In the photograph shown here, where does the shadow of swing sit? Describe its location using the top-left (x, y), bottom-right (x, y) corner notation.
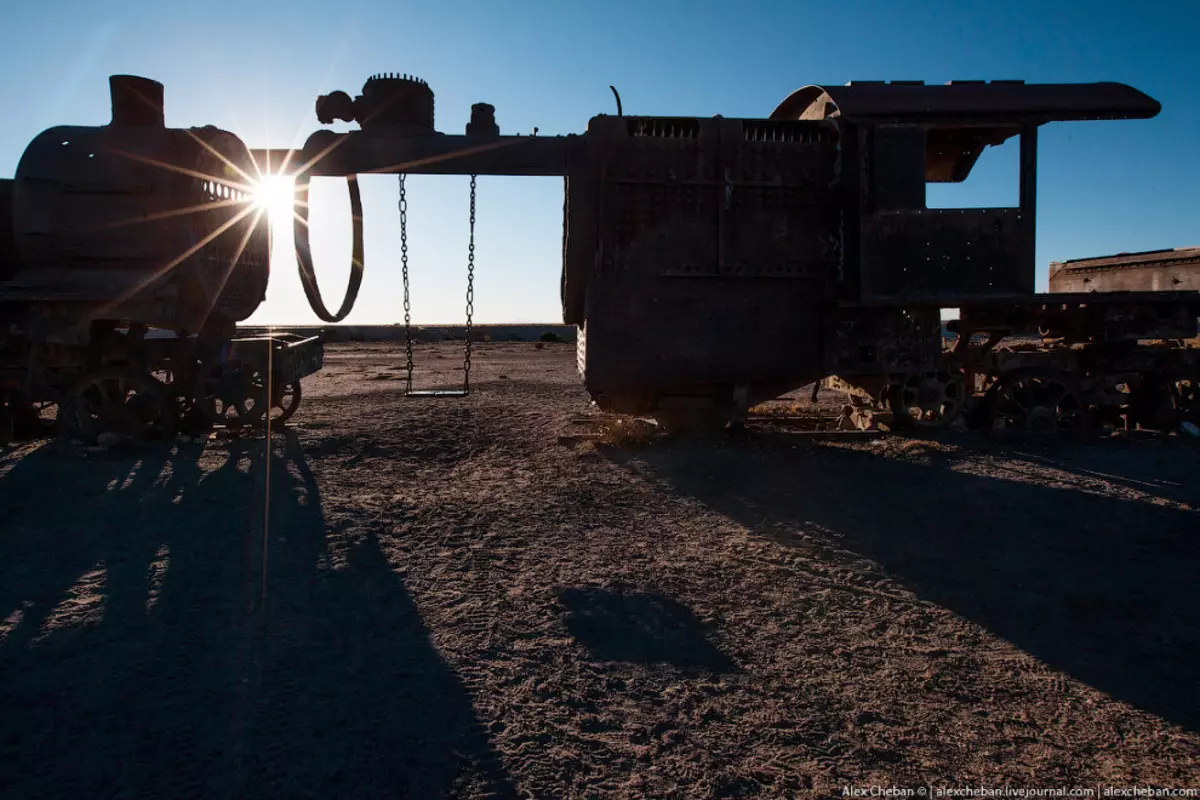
top-left (556, 586), bottom-right (735, 673)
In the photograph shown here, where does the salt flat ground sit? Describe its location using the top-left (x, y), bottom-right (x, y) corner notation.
top-left (1, 341), bottom-right (1198, 798)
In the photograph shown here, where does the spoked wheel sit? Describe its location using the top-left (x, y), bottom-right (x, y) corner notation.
top-left (985, 372), bottom-right (1089, 435)
top-left (194, 362), bottom-right (268, 428)
top-left (264, 380), bottom-right (302, 427)
top-left (888, 369), bottom-right (965, 430)
top-left (58, 368), bottom-right (175, 444)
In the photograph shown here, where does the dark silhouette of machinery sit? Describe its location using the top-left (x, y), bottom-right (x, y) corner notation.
top-left (2, 72), bottom-right (1197, 443)
top-left (0, 76), bottom-right (322, 444)
top-left (272, 73), bottom-right (1198, 433)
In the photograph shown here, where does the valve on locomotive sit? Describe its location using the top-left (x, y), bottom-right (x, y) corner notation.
top-left (313, 73), bottom-right (502, 137)
top-left (7, 74), bottom-right (270, 336)
top-left (316, 73), bottom-right (437, 134)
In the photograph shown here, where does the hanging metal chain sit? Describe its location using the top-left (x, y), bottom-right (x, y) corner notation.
top-left (399, 174), bottom-right (414, 395)
top-left (462, 174), bottom-right (477, 393)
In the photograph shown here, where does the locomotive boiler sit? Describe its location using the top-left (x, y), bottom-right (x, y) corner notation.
top-left (0, 75), bottom-right (322, 444)
top-left (8, 75), bottom-right (268, 335)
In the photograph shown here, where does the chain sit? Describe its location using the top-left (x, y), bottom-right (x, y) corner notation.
top-left (399, 174), bottom-right (413, 395)
top-left (398, 173), bottom-right (476, 397)
top-left (462, 174), bottom-right (476, 393)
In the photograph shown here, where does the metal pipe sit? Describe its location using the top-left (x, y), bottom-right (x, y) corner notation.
top-left (251, 130), bottom-right (583, 178)
top-left (109, 75), bottom-right (165, 128)
top-left (1019, 123), bottom-right (1038, 291)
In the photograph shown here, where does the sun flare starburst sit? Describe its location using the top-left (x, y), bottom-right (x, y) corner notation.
top-left (251, 174), bottom-right (297, 218)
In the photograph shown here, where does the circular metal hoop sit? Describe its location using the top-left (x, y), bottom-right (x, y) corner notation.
top-left (294, 175), bottom-right (365, 323)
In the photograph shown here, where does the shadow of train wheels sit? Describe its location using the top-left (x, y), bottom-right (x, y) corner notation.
top-left (888, 369), bottom-right (965, 430)
top-left (194, 362), bottom-right (268, 428)
top-left (263, 380), bottom-right (302, 427)
top-left (57, 368), bottom-right (175, 445)
top-left (983, 372), bottom-right (1090, 435)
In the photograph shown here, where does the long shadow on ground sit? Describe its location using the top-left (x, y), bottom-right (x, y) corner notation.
top-left (629, 432), bottom-right (1200, 733)
top-left (0, 434), bottom-right (513, 799)
top-left (557, 586), bottom-right (735, 673)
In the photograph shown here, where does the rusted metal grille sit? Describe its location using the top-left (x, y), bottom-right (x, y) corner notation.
top-left (626, 118), bottom-right (700, 139)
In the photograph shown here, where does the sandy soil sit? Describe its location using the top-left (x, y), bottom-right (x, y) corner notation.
top-left (2, 341), bottom-right (1199, 798)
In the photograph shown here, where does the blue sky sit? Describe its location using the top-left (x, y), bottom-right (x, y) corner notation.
top-left (2, 0), bottom-right (1197, 325)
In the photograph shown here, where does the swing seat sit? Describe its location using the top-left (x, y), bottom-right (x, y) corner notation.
top-left (405, 388), bottom-right (469, 398)
top-left (397, 173), bottom-right (478, 399)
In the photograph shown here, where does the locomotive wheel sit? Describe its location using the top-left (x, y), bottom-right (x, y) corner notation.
top-left (888, 370), bottom-right (964, 430)
top-left (194, 362), bottom-right (268, 428)
top-left (150, 367), bottom-right (199, 426)
top-left (264, 380), bottom-right (302, 426)
top-left (58, 368), bottom-right (175, 444)
top-left (984, 373), bottom-right (1089, 435)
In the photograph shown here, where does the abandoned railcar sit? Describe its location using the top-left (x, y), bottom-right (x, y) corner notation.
top-left (3, 73), bottom-right (1197, 442)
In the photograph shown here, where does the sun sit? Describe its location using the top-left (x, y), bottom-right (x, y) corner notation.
top-left (251, 174), bottom-right (296, 218)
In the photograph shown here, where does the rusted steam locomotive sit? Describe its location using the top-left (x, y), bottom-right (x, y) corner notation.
top-left (0, 75), bottom-right (323, 444)
top-left (3, 72), bottom-right (1197, 443)
top-left (264, 74), bottom-right (1198, 433)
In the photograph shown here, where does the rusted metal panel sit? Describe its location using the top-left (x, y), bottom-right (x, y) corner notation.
top-left (868, 126), bottom-right (926, 209)
top-left (580, 276), bottom-right (827, 405)
top-left (1049, 247), bottom-right (1200, 293)
top-left (575, 115), bottom-right (840, 409)
top-left (828, 308), bottom-right (944, 376)
top-left (859, 209), bottom-right (1026, 300)
top-left (593, 116), bottom-right (720, 277)
top-left (588, 116), bottom-right (841, 280)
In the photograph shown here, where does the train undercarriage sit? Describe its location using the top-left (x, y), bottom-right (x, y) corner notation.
top-left (0, 316), bottom-right (323, 446)
top-left (825, 293), bottom-right (1199, 436)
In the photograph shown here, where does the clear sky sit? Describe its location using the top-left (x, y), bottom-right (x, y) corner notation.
top-left (2, 0), bottom-right (1197, 325)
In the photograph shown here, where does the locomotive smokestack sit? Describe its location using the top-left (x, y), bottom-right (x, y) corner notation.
top-left (109, 75), bottom-right (164, 127)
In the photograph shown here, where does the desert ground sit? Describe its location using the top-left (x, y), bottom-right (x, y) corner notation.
top-left (1, 340), bottom-right (1199, 798)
